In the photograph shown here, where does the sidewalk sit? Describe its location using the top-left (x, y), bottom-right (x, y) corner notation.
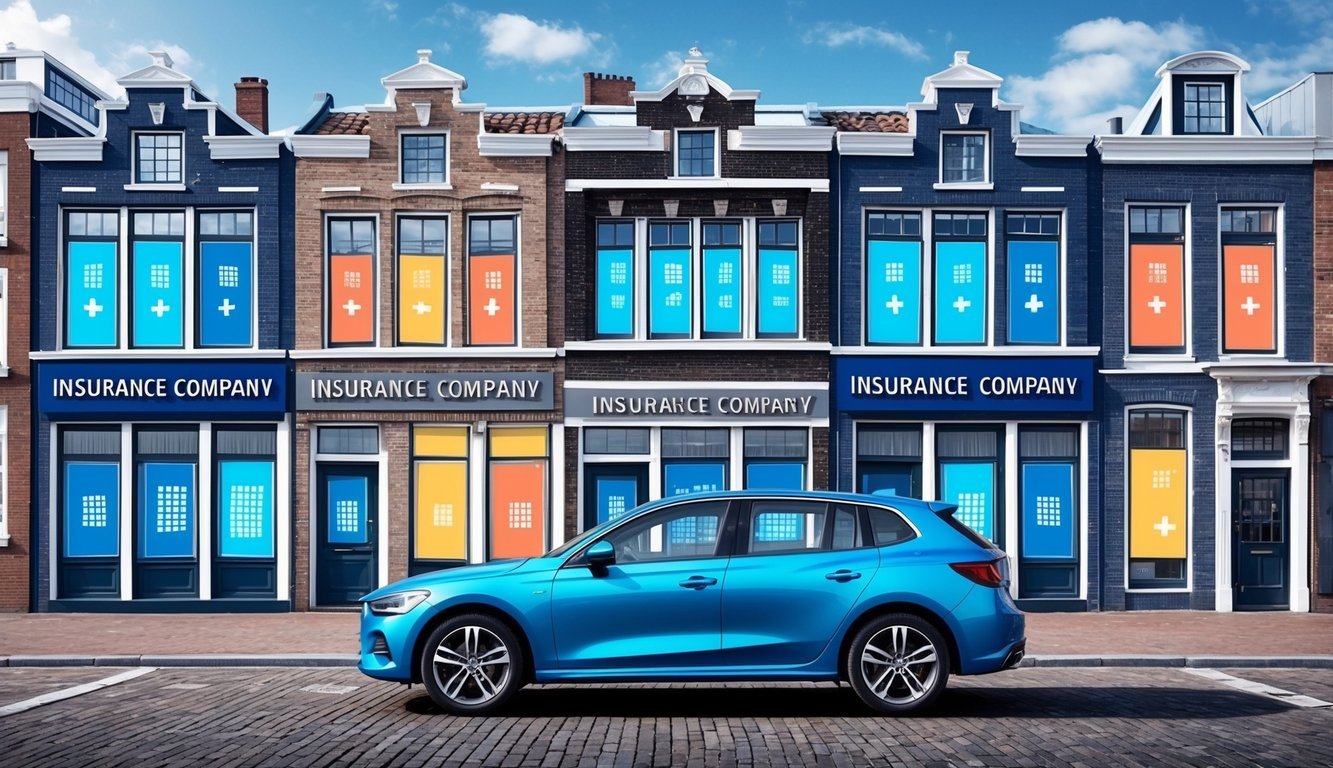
top-left (0, 610), bottom-right (1330, 667)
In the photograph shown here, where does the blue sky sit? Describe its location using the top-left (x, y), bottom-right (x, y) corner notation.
top-left (5, 0), bottom-right (1331, 133)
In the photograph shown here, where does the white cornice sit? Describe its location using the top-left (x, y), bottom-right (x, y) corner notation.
top-left (1014, 134), bottom-right (1091, 157)
top-left (31, 349), bottom-right (287, 360)
top-left (832, 345), bottom-right (1100, 357)
top-left (1095, 135), bottom-right (1318, 163)
top-left (565, 178), bottom-right (829, 192)
top-left (26, 136), bottom-right (106, 161)
top-left (204, 135), bottom-right (284, 160)
top-left (562, 126), bottom-right (665, 152)
top-left (477, 133), bottom-right (556, 157)
top-left (290, 135), bottom-right (371, 158)
top-left (835, 132), bottom-right (915, 157)
top-left (727, 126), bottom-right (834, 152)
top-left (289, 347), bottom-right (558, 360)
top-left (564, 340), bottom-right (831, 353)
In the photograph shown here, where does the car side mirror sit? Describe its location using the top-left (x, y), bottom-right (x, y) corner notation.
top-left (586, 540), bottom-right (616, 567)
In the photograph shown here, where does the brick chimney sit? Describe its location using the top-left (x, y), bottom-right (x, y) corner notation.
top-left (235, 76), bottom-right (270, 134)
top-left (583, 73), bottom-right (636, 106)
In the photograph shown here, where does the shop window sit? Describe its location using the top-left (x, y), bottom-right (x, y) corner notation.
top-left (649, 221), bottom-right (693, 339)
top-left (59, 428), bottom-right (122, 599)
top-left (488, 427), bottom-right (548, 559)
top-left (933, 212), bottom-right (988, 345)
top-left (1220, 207), bottom-right (1277, 354)
top-left (467, 215), bottom-right (517, 346)
top-left (856, 425), bottom-right (922, 498)
top-left (317, 426), bottom-right (379, 455)
top-left (1128, 409), bottom-right (1188, 589)
top-left (866, 212), bottom-right (924, 345)
top-left (743, 428), bottom-right (807, 490)
top-left (64, 211), bottom-right (121, 348)
top-left (661, 428), bottom-right (729, 497)
top-left (134, 428), bottom-right (198, 560)
top-left (1018, 427), bottom-right (1079, 598)
top-left (214, 428), bottom-right (276, 560)
top-left (197, 211), bottom-right (255, 347)
top-left (594, 221), bottom-right (635, 338)
top-left (1128, 206), bottom-right (1186, 354)
top-left (937, 427), bottom-right (1002, 543)
top-left (702, 221), bottom-right (743, 337)
top-left (413, 426), bottom-right (469, 566)
top-left (583, 428), bottom-right (650, 455)
top-left (1005, 213), bottom-right (1061, 345)
top-left (397, 216), bottom-right (449, 345)
top-left (327, 217), bottom-right (377, 347)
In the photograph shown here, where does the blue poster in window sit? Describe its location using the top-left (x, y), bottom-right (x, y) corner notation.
top-left (64, 462), bottom-right (120, 558)
top-left (1007, 241), bottom-right (1059, 344)
top-left (859, 465), bottom-right (917, 498)
top-left (199, 241), bottom-right (254, 347)
top-left (664, 462), bottom-right (725, 497)
top-left (649, 248), bottom-right (691, 336)
top-left (940, 462), bottom-right (996, 541)
top-left (218, 460), bottom-right (275, 558)
top-left (703, 248), bottom-right (742, 334)
top-left (1022, 463), bottom-right (1075, 559)
top-left (596, 248), bottom-right (634, 336)
top-left (866, 240), bottom-right (921, 344)
top-left (66, 242), bottom-right (118, 347)
top-left (595, 476), bottom-right (639, 525)
top-left (138, 462), bottom-right (196, 559)
top-left (327, 475), bottom-right (369, 545)
top-left (758, 249), bottom-right (799, 336)
top-left (934, 241), bottom-right (986, 344)
top-left (746, 462), bottom-right (804, 490)
top-left (132, 241), bottom-right (184, 347)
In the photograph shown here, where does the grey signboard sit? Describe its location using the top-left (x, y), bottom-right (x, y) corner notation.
top-left (297, 372), bottom-right (554, 411)
top-left (565, 386), bottom-right (828, 420)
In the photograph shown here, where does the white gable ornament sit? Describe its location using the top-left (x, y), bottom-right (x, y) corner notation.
top-left (663, 199), bottom-right (680, 217)
top-left (955, 103), bottom-right (973, 125)
top-left (686, 103), bottom-right (704, 122)
top-left (412, 102), bottom-right (431, 127)
top-left (148, 103), bottom-right (166, 125)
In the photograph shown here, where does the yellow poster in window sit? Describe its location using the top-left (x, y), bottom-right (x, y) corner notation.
top-left (415, 461), bottom-right (467, 560)
top-left (399, 254), bottom-right (446, 344)
top-left (1129, 449), bottom-right (1187, 559)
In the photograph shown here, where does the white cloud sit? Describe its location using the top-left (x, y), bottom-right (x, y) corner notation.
top-left (370, 0), bottom-right (398, 21)
top-left (803, 22), bottom-right (925, 60)
top-left (642, 50), bottom-right (685, 88)
top-left (109, 42), bottom-right (195, 78)
top-left (1246, 36), bottom-right (1333, 96)
top-left (480, 12), bottom-right (603, 65)
top-left (1057, 17), bottom-right (1200, 63)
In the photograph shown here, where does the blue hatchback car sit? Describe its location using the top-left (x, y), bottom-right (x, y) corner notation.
top-left (358, 490), bottom-right (1026, 715)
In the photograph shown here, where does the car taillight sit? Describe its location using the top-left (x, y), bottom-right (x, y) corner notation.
top-left (951, 558), bottom-right (1005, 588)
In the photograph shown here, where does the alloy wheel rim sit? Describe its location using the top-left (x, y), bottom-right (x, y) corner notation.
top-left (430, 625), bottom-right (512, 705)
top-left (860, 624), bottom-right (940, 705)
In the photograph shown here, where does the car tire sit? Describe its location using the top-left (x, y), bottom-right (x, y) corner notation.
top-left (846, 612), bottom-right (950, 715)
top-left (419, 613), bottom-right (525, 716)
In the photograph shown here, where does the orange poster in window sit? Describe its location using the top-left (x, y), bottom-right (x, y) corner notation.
top-left (469, 254), bottom-right (515, 345)
top-left (489, 461), bottom-right (545, 558)
top-left (1129, 244), bottom-right (1185, 349)
top-left (1223, 244), bottom-right (1276, 353)
top-left (329, 254), bottom-right (375, 344)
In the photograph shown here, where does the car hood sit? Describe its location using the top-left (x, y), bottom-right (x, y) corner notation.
top-left (360, 558), bottom-right (531, 602)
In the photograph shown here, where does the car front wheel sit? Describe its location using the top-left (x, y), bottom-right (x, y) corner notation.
top-left (419, 613), bottom-right (524, 715)
top-left (846, 613), bottom-right (950, 715)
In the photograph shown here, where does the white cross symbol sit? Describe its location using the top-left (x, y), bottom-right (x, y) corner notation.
top-left (483, 298), bottom-right (501, 316)
top-left (886, 295), bottom-right (904, 315)
top-left (953, 296), bottom-right (971, 313)
top-left (83, 298), bottom-right (103, 317)
top-left (1148, 296), bottom-right (1167, 314)
top-left (150, 299), bottom-right (171, 318)
top-left (1241, 296), bottom-right (1261, 316)
top-left (342, 299), bottom-right (361, 316)
top-left (1154, 515), bottom-right (1177, 537)
top-left (1024, 294), bottom-right (1044, 313)
top-left (218, 298), bottom-right (236, 317)
top-left (413, 301), bottom-right (431, 315)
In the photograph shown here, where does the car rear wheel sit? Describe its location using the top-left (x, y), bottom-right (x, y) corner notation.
top-left (846, 613), bottom-right (950, 715)
top-left (419, 613), bottom-right (524, 715)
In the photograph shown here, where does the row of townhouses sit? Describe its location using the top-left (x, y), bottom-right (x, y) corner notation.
top-left (1, 44), bottom-right (1331, 614)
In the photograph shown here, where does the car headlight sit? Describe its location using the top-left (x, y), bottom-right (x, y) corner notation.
top-left (367, 590), bottom-right (431, 616)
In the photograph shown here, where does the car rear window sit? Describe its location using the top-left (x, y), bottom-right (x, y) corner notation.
top-left (865, 505), bottom-right (917, 546)
top-left (933, 505), bottom-right (996, 551)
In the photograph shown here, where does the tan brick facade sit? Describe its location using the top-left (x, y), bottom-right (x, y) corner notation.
top-left (1312, 160), bottom-right (1333, 614)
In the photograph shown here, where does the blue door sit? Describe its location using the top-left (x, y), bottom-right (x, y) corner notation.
top-left (550, 498), bottom-right (732, 670)
top-left (317, 464), bottom-right (378, 606)
top-left (1234, 471), bottom-right (1289, 610)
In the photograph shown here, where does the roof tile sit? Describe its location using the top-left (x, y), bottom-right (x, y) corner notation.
top-left (822, 111), bottom-right (910, 133)
top-left (484, 111), bottom-right (564, 135)
top-left (314, 112), bottom-right (370, 135)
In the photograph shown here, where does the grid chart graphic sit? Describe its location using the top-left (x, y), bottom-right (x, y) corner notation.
top-left (668, 516), bottom-right (717, 544)
top-left (1035, 496), bottom-right (1061, 526)
top-left (155, 485), bottom-right (189, 533)
top-left (771, 264), bottom-right (792, 285)
top-left (664, 263), bottom-right (684, 284)
top-left (84, 263), bottom-right (103, 289)
top-left (218, 264), bottom-right (240, 287)
top-left (884, 262), bottom-right (905, 282)
top-left (717, 262), bottom-right (734, 284)
top-left (607, 495), bottom-right (627, 520)
top-left (507, 501), bottom-right (533, 529)
top-left (412, 269), bottom-right (432, 288)
top-left (433, 503), bottom-right (454, 528)
top-left (1240, 264), bottom-right (1261, 284)
top-left (772, 295), bottom-right (790, 307)
top-left (150, 264), bottom-right (172, 289)
top-left (610, 263), bottom-right (628, 284)
top-left (343, 271), bottom-right (361, 288)
top-left (1147, 262), bottom-right (1169, 283)
top-left (756, 513), bottom-right (802, 541)
top-left (484, 271), bottom-right (503, 290)
top-left (335, 499), bottom-right (361, 534)
top-left (82, 495), bottom-right (108, 527)
top-left (953, 263), bottom-right (973, 284)
top-left (718, 294), bottom-right (734, 308)
top-left (1152, 469), bottom-right (1173, 489)
top-left (228, 485), bottom-right (266, 539)
top-left (665, 291), bottom-right (684, 307)
top-left (610, 294), bottom-right (626, 309)
top-left (1024, 263), bottom-right (1044, 283)
top-left (956, 491), bottom-right (988, 532)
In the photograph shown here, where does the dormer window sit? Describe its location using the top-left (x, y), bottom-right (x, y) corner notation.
top-left (1182, 83), bottom-right (1225, 134)
top-left (400, 132), bottom-right (448, 185)
top-left (0, 60), bottom-right (15, 80)
top-left (675, 129), bottom-right (717, 177)
top-left (135, 132), bottom-right (183, 184)
top-left (940, 132), bottom-right (988, 185)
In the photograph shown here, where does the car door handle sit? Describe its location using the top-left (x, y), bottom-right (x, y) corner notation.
top-left (825, 569), bottom-right (862, 582)
top-left (678, 576), bottom-right (718, 590)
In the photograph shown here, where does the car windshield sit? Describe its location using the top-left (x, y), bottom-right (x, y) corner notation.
top-left (543, 514), bottom-right (623, 558)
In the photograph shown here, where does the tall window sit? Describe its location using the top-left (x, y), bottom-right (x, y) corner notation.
top-left (488, 428), bottom-right (548, 559)
top-left (1220, 208), bottom-right (1277, 354)
top-left (1183, 83), bottom-right (1225, 134)
top-left (134, 428), bottom-right (199, 592)
top-left (662, 428), bottom-right (729, 497)
top-left (64, 211), bottom-right (120, 348)
top-left (135, 133), bottom-right (183, 184)
top-left (1128, 409), bottom-right (1188, 589)
top-left (933, 212), bottom-right (988, 344)
top-left (131, 211), bottom-right (186, 348)
top-left (702, 221), bottom-right (742, 337)
top-left (59, 427), bottom-right (122, 599)
top-left (743, 429), bottom-right (808, 490)
top-left (757, 221), bottom-right (799, 337)
top-left (326, 217), bottom-right (377, 346)
top-left (397, 217), bottom-right (449, 345)
top-left (1006, 213), bottom-right (1061, 345)
top-left (1018, 427), bottom-right (1079, 598)
top-left (213, 427), bottom-right (278, 598)
top-left (467, 215), bottom-right (517, 345)
top-left (197, 211), bottom-right (254, 347)
top-left (676, 130), bottom-right (716, 177)
top-left (937, 427), bottom-right (1002, 544)
top-left (595, 220), bottom-right (635, 338)
top-left (1128, 206), bottom-right (1186, 354)
top-left (413, 426), bottom-right (469, 568)
top-left (649, 220), bottom-right (692, 338)
top-left (866, 212), bottom-right (924, 345)
top-left (940, 133), bottom-right (987, 184)
top-left (400, 134), bottom-right (447, 185)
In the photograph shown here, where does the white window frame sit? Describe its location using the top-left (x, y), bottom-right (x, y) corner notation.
top-left (1182, 81), bottom-right (1227, 135)
top-left (936, 131), bottom-right (991, 189)
top-left (0, 269), bottom-right (7, 373)
top-left (1123, 202), bottom-right (1193, 363)
top-left (672, 128), bottom-right (721, 180)
top-left (1123, 405), bottom-right (1193, 594)
top-left (0, 149), bottom-right (8, 247)
top-left (0, 407), bottom-right (7, 546)
top-left (323, 213), bottom-right (381, 349)
top-left (464, 211), bottom-right (522, 348)
top-left (394, 212), bottom-right (453, 347)
top-left (395, 129), bottom-right (451, 190)
top-left (1216, 204), bottom-right (1284, 359)
top-left (128, 131), bottom-right (186, 190)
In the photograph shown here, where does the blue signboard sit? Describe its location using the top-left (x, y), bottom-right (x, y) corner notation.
top-left (933, 241), bottom-right (986, 344)
top-left (595, 475), bottom-right (640, 525)
top-left (199, 241), bottom-right (254, 347)
top-left (596, 248), bottom-right (634, 336)
top-left (132, 241), bottom-right (184, 347)
top-left (327, 475), bottom-right (369, 545)
top-left (66, 242), bottom-right (119, 348)
top-left (64, 462), bottom-right (120, 558)
top-left (746, 463), bottom-right (804, 491)
top-left (1022, 463), bottom-right (1076, 559)
top-left (835, 356), bottom-right (1095, 413)
top-left (38, 360), bottom-right (287, 418)
top-left (1007, 241), bottom-right (1059, 344)
top-left (940, 462), bottom-right (996, 541)
top-left (758, 249), bottom-right (798, 336)
top-left (650, 248), bottom-right (692, 336)
top-left (218, 460), bottom-right (275, 558)
top-left (866, 240), bottom-right (921, 344)
top-left (138, 462), bottom-right (196, 559)
top-left (703, 248), bottom-right (742, 335)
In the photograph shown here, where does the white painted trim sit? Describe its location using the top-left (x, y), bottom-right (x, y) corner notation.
top-left (289, 135), bottom-right (371, 159)
top-left (288, 347), bottom-right (557, 359)
top-left (562, 126), bottom-right (666, 152)
top-left (726, 126), bottom-right (835, 152)
top-left (391, 183), bottom-right (453, 191)
top-left (933, 182), bottom-right (994, 191)
top-left (321, 186), bottom-right (362, 194)
top-left (551, 424), bottom-right (566, 547)
top-left (203, 135), bottom-right (283, 160)
top-left (477, 133), bottom-right (556, 157)
top-left (567, 178), bottom-right (829, 192)
top-left (217, 186), bottom-right (259, 193)
top-left (480, 182), bottom-right (520, 193)
top-left (27, 136), bottom-right (106, 162)
top-left (832, 345), bottom-right (1100, 356)
top-left (1003, 423), bottom-right (1019, 598)
top-left (859, 186), bottom-right (903, 193)
top-left (31, 349), bottom-right (286, 360)
top-left (378, 437), bottom-right (389, 589)
top-left (836, 132), bottom-right (915, 157)
top-left (1079, 422), bottom-right (1090, 601)
top-left (120, 424), bottom-right (133, 601)
top-left (565, 340), bottom-right (830, 353)
top-left (61, 186), bottom-right (97, 193)
top-left (1020, 186), bottom-right (1065, 193)
top-left (198, 423), bottom-right (213, 600)
top-left (275, 419), bottom-right (291, 602)
top-left (123, 183), bottom-right (186, 192)
top-left (938, 130), bottom-right (990, 187)
top-left (1013, 135), bottom-right (1091, 157)
top-left (1096, 135), bottom-right (1318, 164)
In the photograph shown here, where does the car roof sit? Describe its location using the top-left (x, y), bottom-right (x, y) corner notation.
top-left (631, 489), bottom-right (943, 513)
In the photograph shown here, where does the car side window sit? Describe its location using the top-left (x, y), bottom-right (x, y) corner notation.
top-left (602, 500), bottom-right (729, 563)
top-left (748, 500), bottom-right (828, 554)
top-left (866, 505), bottom-right (917, 546)
top-left (830, 505), bottom-right (862, 550)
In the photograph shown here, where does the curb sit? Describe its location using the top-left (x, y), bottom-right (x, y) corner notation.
top-left (1020, 655), bottom-right (1333, 669)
